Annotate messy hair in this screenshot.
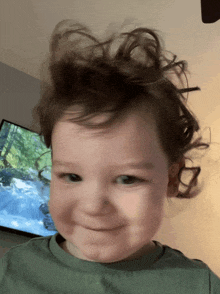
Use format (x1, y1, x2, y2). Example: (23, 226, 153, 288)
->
(32, 19, 210, 199)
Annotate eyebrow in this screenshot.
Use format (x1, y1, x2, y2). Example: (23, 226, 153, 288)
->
(53, 160, 155, 170)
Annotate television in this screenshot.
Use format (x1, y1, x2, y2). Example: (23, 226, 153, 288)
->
(0, 119, 57, 238)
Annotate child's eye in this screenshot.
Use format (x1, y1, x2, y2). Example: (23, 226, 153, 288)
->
(116, 175, 146, 186)
(56, 173, 148, 187)
(57, 173, 82, 183)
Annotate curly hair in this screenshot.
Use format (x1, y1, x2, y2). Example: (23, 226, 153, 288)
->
(32, 19, 210, 200)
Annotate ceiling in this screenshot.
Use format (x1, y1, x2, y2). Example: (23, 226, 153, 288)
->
(1, 0, 220, 83)
(1, 0, 147, 80)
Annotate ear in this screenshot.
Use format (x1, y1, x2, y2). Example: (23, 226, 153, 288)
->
(167, 157, 185, 198)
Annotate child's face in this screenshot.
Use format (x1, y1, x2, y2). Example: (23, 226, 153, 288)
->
(50, 108, 173, 263)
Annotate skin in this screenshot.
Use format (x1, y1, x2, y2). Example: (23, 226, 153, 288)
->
(49, 105, 184, 263)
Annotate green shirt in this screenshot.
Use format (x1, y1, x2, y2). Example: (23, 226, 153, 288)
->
(0, 233, 220, 293)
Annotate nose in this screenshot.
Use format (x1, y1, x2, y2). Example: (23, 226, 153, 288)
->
(79, 182, 112, 216)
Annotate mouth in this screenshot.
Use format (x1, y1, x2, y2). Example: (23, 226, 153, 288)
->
(84, 226, 123, 232)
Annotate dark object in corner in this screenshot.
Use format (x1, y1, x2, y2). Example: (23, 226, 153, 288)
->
(201, 0, 220, 23)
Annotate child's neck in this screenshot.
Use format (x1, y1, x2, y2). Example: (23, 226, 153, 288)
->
(59, 239, 157, 262)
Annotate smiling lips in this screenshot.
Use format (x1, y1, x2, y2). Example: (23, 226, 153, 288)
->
(84, 226, 123, 231)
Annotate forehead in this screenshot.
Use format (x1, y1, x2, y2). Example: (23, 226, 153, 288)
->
(51, 109, 167, 169)
(57, 103, 156, 134)
(53, 107, 157, 142)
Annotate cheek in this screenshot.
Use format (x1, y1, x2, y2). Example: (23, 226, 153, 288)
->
(119, 188, 165, 221)
(49, 178, 72, 218)
(119, 193, 145, 218)
(50, 173, 71, 201)
(49, 182, 77, 235)
(49, 178, 62, 205)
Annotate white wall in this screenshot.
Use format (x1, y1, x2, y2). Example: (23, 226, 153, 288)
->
(1, 0, 220, 276)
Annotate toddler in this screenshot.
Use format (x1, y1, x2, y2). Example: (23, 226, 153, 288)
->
(1, 19, 220, 293)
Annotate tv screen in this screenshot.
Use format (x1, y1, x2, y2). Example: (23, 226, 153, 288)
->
(0, 119, 57, 238)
